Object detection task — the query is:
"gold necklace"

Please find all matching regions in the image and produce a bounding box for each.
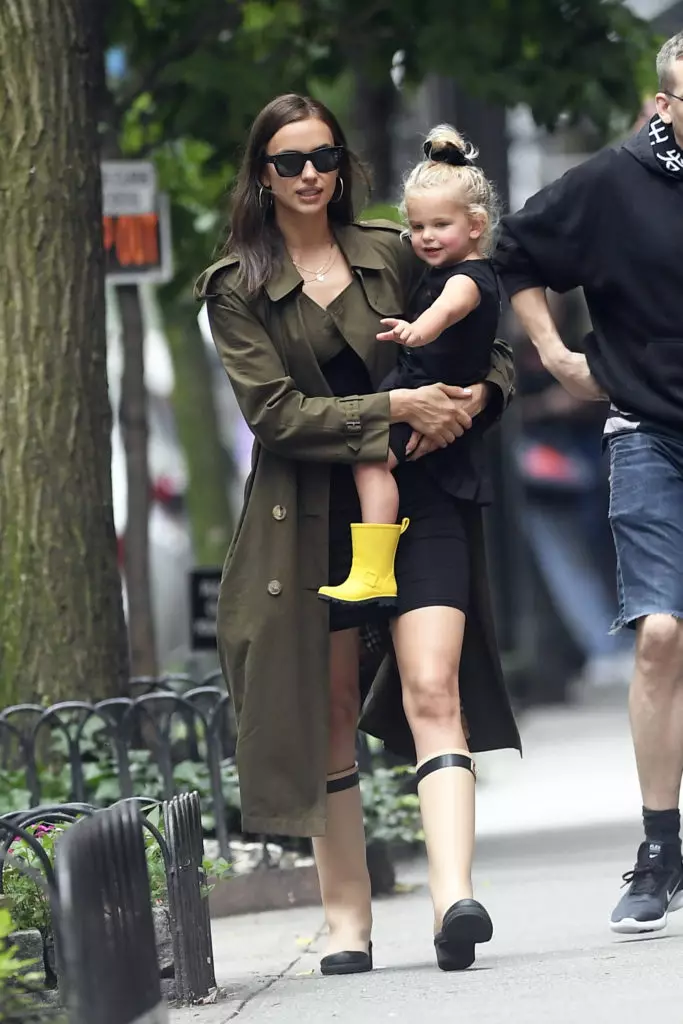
[291,243,337,282]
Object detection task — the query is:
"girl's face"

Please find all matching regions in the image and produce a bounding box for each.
[260,117,340,218]
[406,188,483,267]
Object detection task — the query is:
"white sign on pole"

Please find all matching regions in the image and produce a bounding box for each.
[101,160,173,285]
[102,161,157,216]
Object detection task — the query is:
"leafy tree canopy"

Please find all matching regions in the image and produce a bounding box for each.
[106,0,659,292]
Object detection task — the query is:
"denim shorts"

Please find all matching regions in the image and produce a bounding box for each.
[608,430,683,632]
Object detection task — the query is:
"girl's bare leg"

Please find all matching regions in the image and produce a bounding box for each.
[353,454,399,524]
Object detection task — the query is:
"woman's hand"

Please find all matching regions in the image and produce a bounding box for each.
[405,432,440,460]
[403,382,493,460]
[458,381,491,420]
[389,384,475,447]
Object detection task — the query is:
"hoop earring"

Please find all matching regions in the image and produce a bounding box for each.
[332,177,344,203]
[258,184,272,209]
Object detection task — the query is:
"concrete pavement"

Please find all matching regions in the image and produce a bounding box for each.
[172,825,683,1024]
[172,698,683,1023]
[474,697,641,839]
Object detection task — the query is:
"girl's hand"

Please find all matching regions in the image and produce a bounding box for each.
[377,318,426,347]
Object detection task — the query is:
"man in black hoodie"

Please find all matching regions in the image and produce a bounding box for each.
[494,31,683,935]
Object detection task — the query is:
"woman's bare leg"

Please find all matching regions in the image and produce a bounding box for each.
[392,606,468,759]
[312,628,372,957]
[392,607,474,929]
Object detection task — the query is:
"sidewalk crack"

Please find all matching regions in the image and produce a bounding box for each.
[222,924,325,1020]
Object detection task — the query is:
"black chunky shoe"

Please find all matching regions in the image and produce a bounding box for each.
[610,841,683,934]
[320,941,373,976]
[434,899,493,971]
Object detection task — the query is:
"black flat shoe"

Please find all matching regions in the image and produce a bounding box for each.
[434,899,493,971]
[320,941,373,976]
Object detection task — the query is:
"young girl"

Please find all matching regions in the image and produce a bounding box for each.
[318,124,501,607]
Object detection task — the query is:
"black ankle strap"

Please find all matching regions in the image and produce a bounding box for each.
[327,768,360,793]
[416,753,475,784]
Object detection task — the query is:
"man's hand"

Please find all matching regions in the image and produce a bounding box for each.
[544,350,607,402]
[377,318,427,347]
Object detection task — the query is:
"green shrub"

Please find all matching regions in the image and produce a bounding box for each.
[0,906,47,1023]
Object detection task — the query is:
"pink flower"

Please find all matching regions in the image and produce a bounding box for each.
[34,825,55,838]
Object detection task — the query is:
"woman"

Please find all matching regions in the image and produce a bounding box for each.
[195,94,521,974]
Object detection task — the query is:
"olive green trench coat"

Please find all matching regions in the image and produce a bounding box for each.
[195,220,521,837]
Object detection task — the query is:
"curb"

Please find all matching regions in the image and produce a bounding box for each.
[208,865,321,918]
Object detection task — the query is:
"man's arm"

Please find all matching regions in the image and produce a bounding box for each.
[511,287,605,402]
[494,150,614,403]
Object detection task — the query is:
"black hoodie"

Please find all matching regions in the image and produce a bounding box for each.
[494,123,683,436]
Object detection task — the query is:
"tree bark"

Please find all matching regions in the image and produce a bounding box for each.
[118,285,158,678]
[0,0,129,706]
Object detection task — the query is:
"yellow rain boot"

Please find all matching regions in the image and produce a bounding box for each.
[318,518,409,607]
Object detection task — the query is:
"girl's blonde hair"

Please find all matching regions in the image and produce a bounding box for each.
[401,124,500,255]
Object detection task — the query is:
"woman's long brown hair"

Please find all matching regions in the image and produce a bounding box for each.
[223,94,367,295]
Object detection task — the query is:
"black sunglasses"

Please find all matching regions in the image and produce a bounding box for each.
[264,146,344,178]
[665,90,683,103]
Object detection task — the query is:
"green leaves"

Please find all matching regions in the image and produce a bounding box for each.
[360,766,423,846]
[105,0,658,292]
[0,907,45,1023]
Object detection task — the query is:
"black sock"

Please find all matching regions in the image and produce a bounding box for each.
[643,807,681,846]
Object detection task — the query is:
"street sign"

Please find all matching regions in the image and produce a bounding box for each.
[101,161,173,285]
[189,568,222,651]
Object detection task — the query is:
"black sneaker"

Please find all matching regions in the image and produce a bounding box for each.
[610,841,683,934]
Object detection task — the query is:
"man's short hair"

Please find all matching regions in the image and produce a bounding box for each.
[656,31,683,92]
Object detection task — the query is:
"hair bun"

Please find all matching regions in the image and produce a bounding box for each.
[423,139,472,167]
[422,124,478,167]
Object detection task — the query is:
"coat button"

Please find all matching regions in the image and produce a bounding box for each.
[267,579,282,596]
[272,504,287,521]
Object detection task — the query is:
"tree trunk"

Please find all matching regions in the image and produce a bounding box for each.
[349,68,397,202]
[0,0,129,706]
[118,285,158,678]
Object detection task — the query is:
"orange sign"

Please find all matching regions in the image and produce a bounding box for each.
[103,213,161,272]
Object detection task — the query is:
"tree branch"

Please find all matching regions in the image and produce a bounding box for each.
[110,0,242,128]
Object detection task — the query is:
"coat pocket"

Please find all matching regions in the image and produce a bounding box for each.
[360,272,404,319]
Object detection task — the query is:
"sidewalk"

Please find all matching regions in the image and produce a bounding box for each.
[474,693,639,839]
[171,695,648,1023]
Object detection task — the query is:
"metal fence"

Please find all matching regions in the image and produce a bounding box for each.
[0,793,216,1013]
[164,792,216,1002]
[56,801,167,1024]
[0,673,236,860]
[0,801,165,1022]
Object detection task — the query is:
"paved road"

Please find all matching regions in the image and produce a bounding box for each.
[172,822,683,1024]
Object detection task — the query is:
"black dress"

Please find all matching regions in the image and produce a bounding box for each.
[381,258,501,506]
[321,339,476,629]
